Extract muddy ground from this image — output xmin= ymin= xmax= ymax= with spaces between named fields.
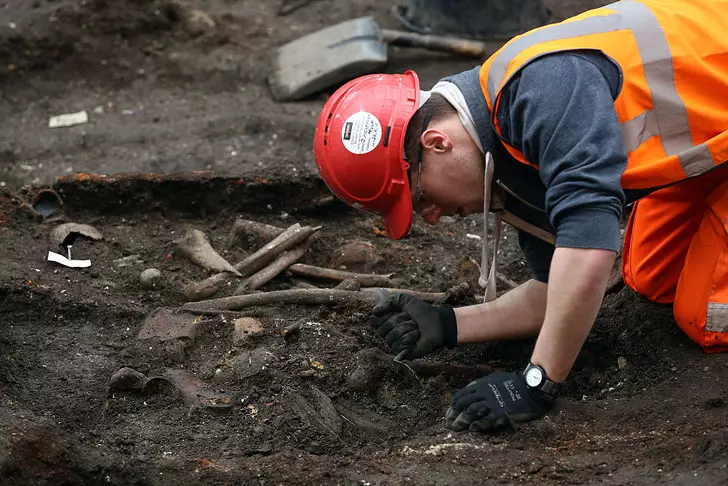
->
xmin=1 ymin=0 xmax=727 ymax=485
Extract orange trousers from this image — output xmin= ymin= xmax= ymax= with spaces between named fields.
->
xmin=623 ymin=164 xmax=728 ymax=353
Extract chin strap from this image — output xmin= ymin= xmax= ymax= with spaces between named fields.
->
xmin=479 ymin=152 xmax=502 ymax=303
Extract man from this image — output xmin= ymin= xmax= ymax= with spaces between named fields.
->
xmin=313 ymin=0 xmax=728 ymax=432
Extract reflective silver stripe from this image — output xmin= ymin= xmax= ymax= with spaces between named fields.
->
xmin=678 ymin=144 xmax=714 ymax=177
xmin=707 ymin=302 xmax=728 ymax=333
xmin=621 ymin=110 xmax=658 ymax=153
xmin=610 ymin=1 xmax=693 ymax=156
xmin=487 ymin=1 xmax=710 ymax=178
xmin=486 ymin=6 xmax=626 ymax=101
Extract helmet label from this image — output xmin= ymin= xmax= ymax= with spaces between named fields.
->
xmin=341 ymin=112 xmax=382 ymax=155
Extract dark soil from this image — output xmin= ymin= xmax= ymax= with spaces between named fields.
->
xmin=1 ymin=1 xmax=727 ymax=485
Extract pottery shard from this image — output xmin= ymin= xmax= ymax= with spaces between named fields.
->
xmin=330 ymin=240 xmax=383 ymax=273
xmin=109 ymin=367 xmax=147 ymax=391
xmin=49 ymin=223 xmax=104 ymax=248
xmin=233 ymin=317 xmax=265 ymax=345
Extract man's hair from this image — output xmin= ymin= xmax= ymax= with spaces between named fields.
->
xmin=403 ymin=93 xmax=457 ymax=166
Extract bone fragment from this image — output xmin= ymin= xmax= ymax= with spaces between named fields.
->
xmin=183 ymin=287 xmax=445 ymax=312
xmin=183 ymin=272 xmax=232 ymax=302
xmin=235 ymin=237 xmax=313 ymax=293
xmin=234 ymin=224 xmax=321 ymax=277
xmin=288 ymin=263 xmax=393 ymax=287
xmin=174 ymin=229 xmax=241 ymax=276
xmin=227 ymin=218 xmax=286 ymax=249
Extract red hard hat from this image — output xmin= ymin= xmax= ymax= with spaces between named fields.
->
xmin=313 ymin=71 xmax=421 ymax=240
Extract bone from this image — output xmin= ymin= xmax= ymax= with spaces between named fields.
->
xmin=183 ymin=287 xmax=445 ymax=312
xmin=496 ymin=272 xmax=519 ymax=290
xmin=234 ymin=224 xmax=321 ymax=277
xmin=235 ymin=237 xmax=313 ymax=293
xmin=181 ymin=224 xmax=319 ymax=301
xmin=291 ymin=279 xmax=320 ymax=290
xmin=361 ymin=287 xmax=446 ymax=302
xmin=227 ymin=218 xmax=286 ymax=249
xmin=174 ymin=229 xmax=241 ymax=276
xmin=288 ymin=263 xmax=393 ymax=287
xmin=183 ymin=272 xmax=232 ymax=302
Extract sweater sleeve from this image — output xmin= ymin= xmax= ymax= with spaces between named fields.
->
xmin=501 ymin=52 xmax=627 ymax=253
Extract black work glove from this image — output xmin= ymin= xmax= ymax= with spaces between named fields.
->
xmin=368 ymin=293 xmax=458 ymax=359
xmin=445 ymin=371 xmax=555 ymax=432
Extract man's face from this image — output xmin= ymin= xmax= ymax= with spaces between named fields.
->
xmin=410 ymin=117 xmax=485 ymax=225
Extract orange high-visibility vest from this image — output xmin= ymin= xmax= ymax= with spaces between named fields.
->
xmin=480 ymin=0 xmax=728 ymax=191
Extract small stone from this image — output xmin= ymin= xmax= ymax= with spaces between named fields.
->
xmin=617 ymin=357 xmax=628 ymax=370
xmin=233 ymin=347 xmax=273 ymax=379
xmin=212 ymin=367 xmax=234 ymax=383
xmin=233 ymin=318 xmax=265 ymax=345
xmin=185 ymin=9 xmax=216 ymax=35
xmin=140 ymin=268 xmax=162 ymax=288
xmin=330 ymin=240 xmax=383 ymax=273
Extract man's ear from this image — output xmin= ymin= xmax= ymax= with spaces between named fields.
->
xmin=421 ymin=128 xmax=453 ymax=153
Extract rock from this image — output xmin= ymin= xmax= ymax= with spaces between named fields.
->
xmin=457 ymin=258 xmax=481 ymax=290
xmin=345 ymin=348 xmax=385 ymax=393
xmin=330 ymin=240 xmax=383 ymax=273
xmin=140 ymin=268 xmax=162 ymax=288
xmin=137 ymin=308 xmax=201 ymax=343
xmin=233 ymin=317 xmax=265 ymax=345
xmin=109 ymin=367 xmax=147 ymax=391
xmin=617 ymin=356 xmax=628 ymax=370
xmin=185 ymin=9 xmax=216 ymax=35
xmin=233 ymin=347 xmax=274 ymax=379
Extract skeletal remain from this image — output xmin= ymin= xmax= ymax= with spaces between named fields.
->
xmin=234 ymin=224 xmax=320 ymax=277
xmin=182 ymin=224 xmax=320 ymax=301
xmin=235 ymin=237 xmax=313 ymax=293
xmin=288 ymin=263 xmax=393 ymax=287
xmin=174 ymin=228 xmax=241 ymax=276
xmin=183 ymin=272 xmax=231 ymax=302
xmin=291 ymin=279 xmax=319 ymax=289
xmin=227 ymin=218 xmax=286 ymax=249
xmin=183 ymin=287 xmax=445 ymax=312
xmin=496 ymin=272 xmax=519 ymax=290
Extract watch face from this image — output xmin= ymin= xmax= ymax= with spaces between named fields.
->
xmin=525 ymin=366 xmax=544 ymax=387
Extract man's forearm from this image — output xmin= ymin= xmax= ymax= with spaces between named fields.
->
xmin=454 ymin=279 xmax=548 ymax=343
xmin=531 ymin=247 xmax=615 ymax=382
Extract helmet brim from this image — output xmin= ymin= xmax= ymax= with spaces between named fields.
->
xmin=382 ymin=190 xmax=413 ymax=240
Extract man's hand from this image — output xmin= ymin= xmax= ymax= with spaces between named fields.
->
xmin=445 ymin=371 xmax=554 ymax=432
xmin=368 ymin=293 xmax=457 ymax=358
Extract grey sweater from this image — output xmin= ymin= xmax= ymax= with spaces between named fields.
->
xmin=446 ymin=52 xmax=626 ymax=282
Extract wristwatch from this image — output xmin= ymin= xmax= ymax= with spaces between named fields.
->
xmin=523 ymin=362 xmax=562 ymax=398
